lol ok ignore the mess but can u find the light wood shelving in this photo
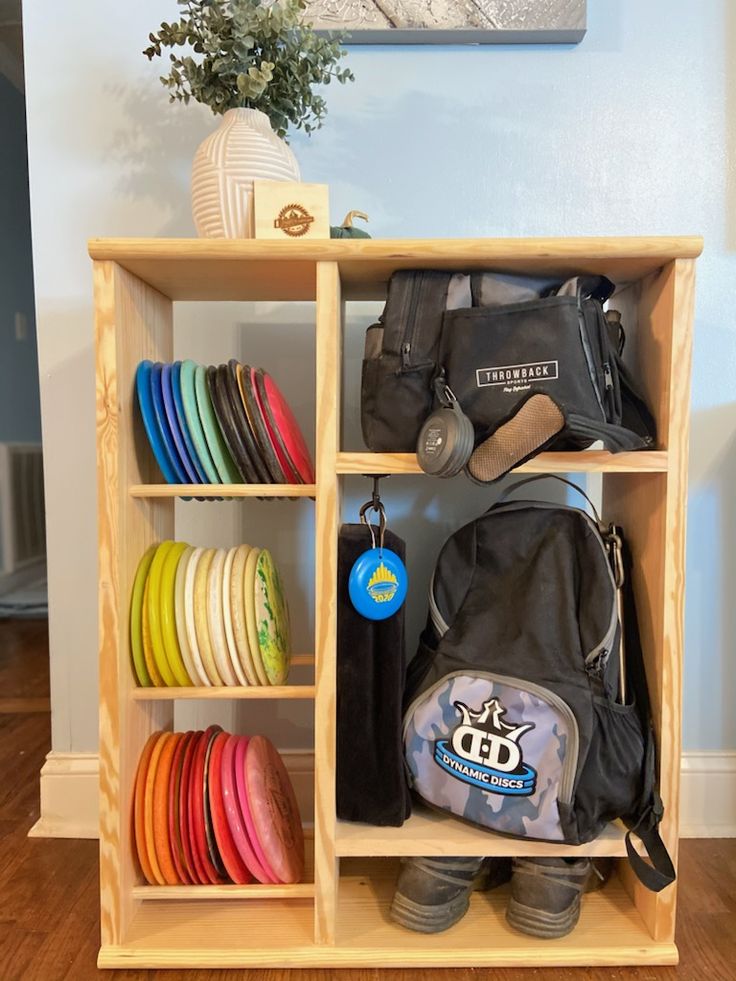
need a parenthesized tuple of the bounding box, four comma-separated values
(94, 236, 700, 968)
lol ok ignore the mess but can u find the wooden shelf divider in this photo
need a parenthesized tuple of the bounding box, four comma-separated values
(129, 483, 316, 498)
(131, 685, 316, 701)
(336, 451, 669, 475)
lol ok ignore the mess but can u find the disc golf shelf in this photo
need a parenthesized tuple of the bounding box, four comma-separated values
(93, 236, 700, 969)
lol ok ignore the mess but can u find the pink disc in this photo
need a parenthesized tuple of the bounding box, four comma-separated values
(219, 735, 272, 884)
(208, 732, 252, 884)
(244, 735, 305, 884)
(260, 370, 315, 484)
(234, 736, 279, 883)
(250, 367, 299, 483)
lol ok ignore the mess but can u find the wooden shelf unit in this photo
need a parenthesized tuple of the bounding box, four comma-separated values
(93, 236, 700, 969)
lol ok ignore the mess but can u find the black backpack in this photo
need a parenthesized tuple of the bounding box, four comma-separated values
(361, 270, 655, 458)
(402, 477, 675, 892)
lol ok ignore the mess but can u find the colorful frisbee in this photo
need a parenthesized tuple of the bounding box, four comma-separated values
(250, 367, 299, 483)
(180, 729, 207, 884)
(160, 541, 192, 686)
(206, 547, 238, 686)
(234, 736, 278, 883)
(220, 734, 271, 883)
(244, 735, 305, 884)
(143, 730, 169, 886)
(153, 732, 182, 885)
(130, 545, 157, 686)
(243, 547, 269, 686)
(224, 361, 272, 483)
(222, 546, 249, 686)
(208, 365, 260, 484)
(168, 730, 194, 884)
(238, 364, 287, 484)
(134, 731, 162, 884)
(171, 362, 210, 484)
(142, 574, 165, 687)
(193, 547, 223, 686)
(194, 364, 240, 484)
(254, 549, 291, 686)
(208, 732, 252, 883)
(179, 360, 221, 484)
(255, 368, 314, 483)
(228, 545, 258, 686)
(135, 361, 179, 484)
(189, 725, 225, 884)
(150, 362, 189, 485)
(182, 547, 213, 687)
(203, 726, 228, 879)
(161, 363, 201, 485)
(146, 542, 178, 687)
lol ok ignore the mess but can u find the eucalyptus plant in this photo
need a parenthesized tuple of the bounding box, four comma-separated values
(144, 0, 354, 137)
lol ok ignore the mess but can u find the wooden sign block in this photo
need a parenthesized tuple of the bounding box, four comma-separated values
(253, 181, 330, 240)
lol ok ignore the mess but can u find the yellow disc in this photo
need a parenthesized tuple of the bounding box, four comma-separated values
(254, 548, 291, 686)
(146, 541, 178, 687)
(130, 544, 157, 686)
(142, 574, 164, 687)
(228, 544, 256, 686)
(183, 547, 213, 687)
(222, 546, 248, 686)
(243, 547, 269, 686)
(206, 548, 238, 686)
(193, 547, 223, 685)
(160, 541, 192, 686)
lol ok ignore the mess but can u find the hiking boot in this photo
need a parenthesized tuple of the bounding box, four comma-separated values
(390, 855, 511, 934)
(506, 856, 603, 939)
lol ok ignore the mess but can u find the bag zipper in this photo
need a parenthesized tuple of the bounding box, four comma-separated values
(577, 296, 607, 419)
(403, 669, 580, 805)
(401, 271, 425, 370)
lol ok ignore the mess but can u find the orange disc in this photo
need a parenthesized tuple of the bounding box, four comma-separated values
(152, 731, 182, 885)
(143, 731, 168, 885)
(133, 731, 161, 884)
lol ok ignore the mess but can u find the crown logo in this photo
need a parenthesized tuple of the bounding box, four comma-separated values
(454, 698, 534, 744)
(367, 562, 398, 603)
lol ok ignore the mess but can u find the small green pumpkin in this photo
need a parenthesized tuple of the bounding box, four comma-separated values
(330, 210, 371, 239)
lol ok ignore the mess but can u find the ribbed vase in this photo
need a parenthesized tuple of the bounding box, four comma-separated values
(191, 108, 300, 239)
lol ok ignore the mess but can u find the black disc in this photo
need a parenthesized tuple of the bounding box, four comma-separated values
(207, 364, 259, 483)
(224, 360, 272, 483)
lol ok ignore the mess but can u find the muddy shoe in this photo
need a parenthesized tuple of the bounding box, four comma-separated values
(506, 857, 594, 939)
(390, 856, 511, 934)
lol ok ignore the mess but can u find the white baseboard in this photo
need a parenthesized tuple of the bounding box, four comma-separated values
(28, 748, 315, 840)
(29, 750, 735, 840)
(679, 752, 736, 838)
(29, 752, 100, 838)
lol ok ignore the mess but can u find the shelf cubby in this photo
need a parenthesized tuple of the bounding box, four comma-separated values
(94, 236, 700, 968)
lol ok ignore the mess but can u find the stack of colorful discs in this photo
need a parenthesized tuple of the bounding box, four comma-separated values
(135, 359, 314, 487)
(133, 728, 305, 885)
(130, 541, 291, 687)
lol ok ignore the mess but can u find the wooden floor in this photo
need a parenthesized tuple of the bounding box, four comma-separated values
(0, 619, 734, 981)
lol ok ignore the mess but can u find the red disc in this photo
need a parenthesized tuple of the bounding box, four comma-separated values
(251, 367, 299, 483)
(208, 732, 252, 884)
(188, 725, 225, 884)
(245, 735, 305, 884)
(260, 369, 314, 483)
(168, 730, 194, 884)
(181, 730, 207, 884)
(202, 724, 228, 879)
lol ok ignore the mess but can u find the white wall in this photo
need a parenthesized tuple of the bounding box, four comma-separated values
(22, 0, 735, 755)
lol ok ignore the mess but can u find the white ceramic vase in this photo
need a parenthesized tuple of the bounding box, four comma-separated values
(191, 108, 300, 239)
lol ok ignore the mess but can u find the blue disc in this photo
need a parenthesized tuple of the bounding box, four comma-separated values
(171, 362, 209, 482)
(348, 547, 408, 621)
(135, 361, 179, 484)
(150, 362, 189, 483)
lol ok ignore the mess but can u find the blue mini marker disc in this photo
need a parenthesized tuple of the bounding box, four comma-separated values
(348, 547, 408, 621)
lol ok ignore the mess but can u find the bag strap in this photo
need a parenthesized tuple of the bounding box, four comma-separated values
(492, 474, 603, 525)
(625, 795, 676, 892)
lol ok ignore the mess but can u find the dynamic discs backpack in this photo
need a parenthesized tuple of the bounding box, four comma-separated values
(403, 476, 675, 892)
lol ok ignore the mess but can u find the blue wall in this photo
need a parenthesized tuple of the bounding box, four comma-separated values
(290, 0, 735, 751)
(0, 73, 40, 444)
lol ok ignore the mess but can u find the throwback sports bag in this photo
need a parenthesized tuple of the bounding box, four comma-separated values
(402, 477, 675, 892)
(361, 271, 655, 479)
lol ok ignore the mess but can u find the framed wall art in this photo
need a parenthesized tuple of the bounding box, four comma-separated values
(308, 0, 586, 44)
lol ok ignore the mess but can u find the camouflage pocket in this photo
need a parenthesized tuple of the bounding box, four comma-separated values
(403, 671, 580, 842)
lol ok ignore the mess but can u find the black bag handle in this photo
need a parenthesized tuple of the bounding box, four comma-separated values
(625, 796, 676, 892)
(492, 474, 603, 525)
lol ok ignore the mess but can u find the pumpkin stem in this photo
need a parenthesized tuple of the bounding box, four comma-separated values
(341, 210, 369, 229)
